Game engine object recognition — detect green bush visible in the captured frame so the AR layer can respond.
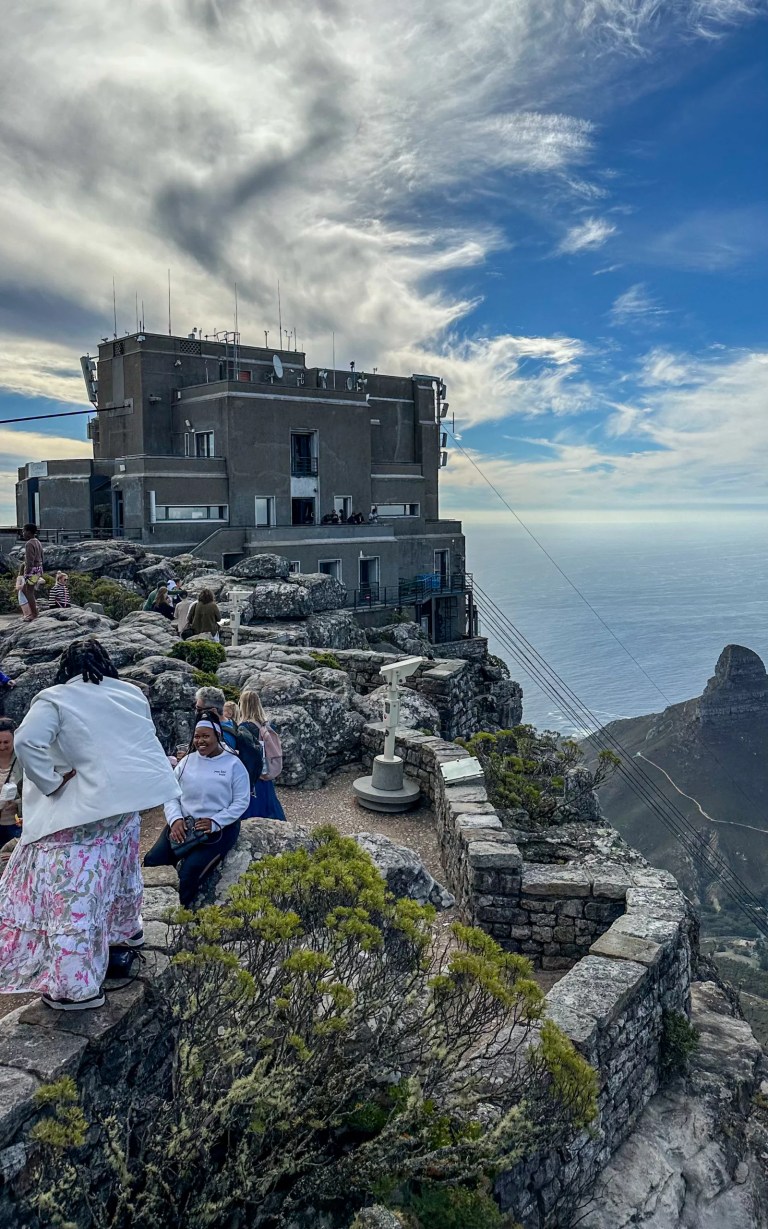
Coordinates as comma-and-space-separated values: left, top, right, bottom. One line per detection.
168, 639, 227, 672
408, 1182, 508, 1229
27, 828, 597, 1229
308, 649, 343, 670
659, 1010, 699, 1083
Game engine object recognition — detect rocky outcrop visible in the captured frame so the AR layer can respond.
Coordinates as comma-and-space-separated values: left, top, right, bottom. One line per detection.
365, 621, 434, 658
354, 832, 455, 909
245, 581, 312, 621
353, 683, 441, 734
228, 553, 290, 581
698, 644, 768, 725
581, 980, 768, 1229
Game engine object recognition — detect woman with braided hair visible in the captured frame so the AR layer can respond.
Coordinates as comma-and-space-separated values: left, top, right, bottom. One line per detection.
0, 637, 179, 1011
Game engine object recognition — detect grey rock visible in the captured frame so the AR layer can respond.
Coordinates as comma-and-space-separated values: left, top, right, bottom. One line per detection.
11, 542, 140, 580
354, 832, 455, 909
229, 553, 290, 581
365, 621, 434, 658
305, 608, 367, 649
137, 560, 178, 591
245, 581, 312, 622
350, 1208, 404, 1229
268, 705, 326, 785
0, 1020, 88, 1082
699, 644, 768, 725
0, 1066, 39, 1149
580, 982, 768, 1229
286, 571, 347, 612
353, 684, 441, 734
183, 571, 231, 599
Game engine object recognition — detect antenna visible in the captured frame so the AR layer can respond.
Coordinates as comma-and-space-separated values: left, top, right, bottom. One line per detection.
332, 332, 336, 389
141, 299, 145, 331
135, 292, 139, 334
264, 329, 269, 348
277, 280, 282, 349
168, 268, 172, 336
234, 282, 238, 334
112, 276, 117, 338
272, 354, 284, 380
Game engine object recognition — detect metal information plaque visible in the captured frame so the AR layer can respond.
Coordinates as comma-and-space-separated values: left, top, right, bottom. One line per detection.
440, 757, 483, 784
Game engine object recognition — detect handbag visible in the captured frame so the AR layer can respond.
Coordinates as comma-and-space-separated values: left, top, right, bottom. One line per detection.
172, 816, 221, 858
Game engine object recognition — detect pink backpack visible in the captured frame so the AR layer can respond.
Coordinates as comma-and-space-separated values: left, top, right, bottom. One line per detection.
259, 723, 283, 781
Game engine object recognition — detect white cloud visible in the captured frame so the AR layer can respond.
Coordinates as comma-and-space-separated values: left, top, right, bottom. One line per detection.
440, 347, 768, 513
610, 283, 667, 325
557, 217, 617, 254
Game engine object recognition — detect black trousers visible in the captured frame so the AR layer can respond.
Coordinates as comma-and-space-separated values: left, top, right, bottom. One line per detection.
144, 821, 241, 908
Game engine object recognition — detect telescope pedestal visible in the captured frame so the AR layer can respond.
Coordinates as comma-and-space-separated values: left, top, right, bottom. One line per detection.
353, 754, 421, 813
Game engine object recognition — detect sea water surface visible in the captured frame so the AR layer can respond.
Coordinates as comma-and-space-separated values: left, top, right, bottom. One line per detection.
464, 519, 768, 735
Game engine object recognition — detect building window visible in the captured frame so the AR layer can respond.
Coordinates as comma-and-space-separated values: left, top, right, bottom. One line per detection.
195, 431, 214, 458
255, 496, 276, 527
154, 505, 228, 522
333, 496, 352, 520
289, 560, 301, 574
434, 549, 450, 583
318, 559, 342, 581
291, 432, 317, 476
376, 503, 420, 518
292, 498, 315, 526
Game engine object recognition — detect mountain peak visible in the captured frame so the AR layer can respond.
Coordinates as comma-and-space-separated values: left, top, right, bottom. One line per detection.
699, 644, 768, 725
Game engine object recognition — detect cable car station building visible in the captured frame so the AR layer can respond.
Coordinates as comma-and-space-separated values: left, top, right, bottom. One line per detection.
16, 331, 470, 640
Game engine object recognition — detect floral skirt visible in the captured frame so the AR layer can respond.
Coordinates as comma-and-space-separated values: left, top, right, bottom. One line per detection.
0, 812, 142, 1001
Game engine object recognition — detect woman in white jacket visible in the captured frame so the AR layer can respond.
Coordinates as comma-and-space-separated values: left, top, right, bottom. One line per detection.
0, 639, 180, 1011
144, 716, 250, 908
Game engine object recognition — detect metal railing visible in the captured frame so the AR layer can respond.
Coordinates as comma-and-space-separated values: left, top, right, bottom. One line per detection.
290, 456, 318, 476
346, 573, 471, 610
27, 527, 143, 545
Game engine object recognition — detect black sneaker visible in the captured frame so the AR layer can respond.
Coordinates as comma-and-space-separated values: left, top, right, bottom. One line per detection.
42, 992, 105, 1011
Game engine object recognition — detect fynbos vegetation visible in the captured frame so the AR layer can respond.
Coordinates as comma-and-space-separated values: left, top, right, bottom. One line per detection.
29, 828, 597, 1229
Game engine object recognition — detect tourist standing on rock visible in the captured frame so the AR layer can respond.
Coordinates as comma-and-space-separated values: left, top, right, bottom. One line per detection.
144, 716, 250, 908
19, 524, 44, 622
184, 588, 221, 641
238, 690, 285, 821
0, 638, 180, 1011
0, 720, 22, 850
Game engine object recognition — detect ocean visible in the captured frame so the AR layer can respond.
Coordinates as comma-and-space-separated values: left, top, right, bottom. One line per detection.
464, 518, 768, 736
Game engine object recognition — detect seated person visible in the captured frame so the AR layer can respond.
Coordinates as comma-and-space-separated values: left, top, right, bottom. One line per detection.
152, 586, 175, 620
50, 572, 71, 608
144, 717, 250, 908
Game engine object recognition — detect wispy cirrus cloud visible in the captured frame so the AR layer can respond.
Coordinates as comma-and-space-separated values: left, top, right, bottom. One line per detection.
609, 283, 667, 325
557, 216, 618, 254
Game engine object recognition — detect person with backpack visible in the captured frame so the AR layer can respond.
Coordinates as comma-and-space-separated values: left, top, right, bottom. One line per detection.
237, 690, 285, 820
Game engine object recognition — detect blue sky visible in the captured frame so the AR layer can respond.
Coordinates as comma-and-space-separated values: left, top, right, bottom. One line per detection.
0, 0, 766, 523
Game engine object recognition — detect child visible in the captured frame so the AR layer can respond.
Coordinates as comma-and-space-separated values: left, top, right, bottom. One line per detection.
50, 571, 70, 608
221, 700, 239, 750
15, 575, 31, 622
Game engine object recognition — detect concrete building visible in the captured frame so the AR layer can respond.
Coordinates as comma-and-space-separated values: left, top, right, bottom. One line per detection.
16, 331, 470, 640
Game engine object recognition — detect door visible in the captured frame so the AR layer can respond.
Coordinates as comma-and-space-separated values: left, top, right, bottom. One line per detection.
358, 556, 380, 603
292, 497, 315, 526
114, 490, 124, 537
434, 549, 450, 587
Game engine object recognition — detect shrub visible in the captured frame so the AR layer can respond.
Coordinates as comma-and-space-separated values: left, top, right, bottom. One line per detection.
407, 1182, 508, 1228
659, 1010, 699, 1083
168, 639, 227, 672
27, 828, 597, 1229
308, 649, 343, 670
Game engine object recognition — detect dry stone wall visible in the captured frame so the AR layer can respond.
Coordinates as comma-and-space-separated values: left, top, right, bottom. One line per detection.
362, 724, 696, 1229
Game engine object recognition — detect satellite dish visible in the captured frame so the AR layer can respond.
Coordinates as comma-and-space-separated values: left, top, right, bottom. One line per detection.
272, 355, 284, 380
346, 376, 355, 390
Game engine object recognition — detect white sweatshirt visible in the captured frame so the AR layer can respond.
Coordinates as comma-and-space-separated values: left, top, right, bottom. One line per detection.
164, 750, 250, 829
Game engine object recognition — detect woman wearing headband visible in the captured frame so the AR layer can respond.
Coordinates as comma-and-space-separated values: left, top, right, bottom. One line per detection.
0, 638, 179, 1011
144, 714, 250, 908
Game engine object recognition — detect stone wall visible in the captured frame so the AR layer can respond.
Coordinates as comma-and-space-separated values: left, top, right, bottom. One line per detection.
362, 724, 696, 1229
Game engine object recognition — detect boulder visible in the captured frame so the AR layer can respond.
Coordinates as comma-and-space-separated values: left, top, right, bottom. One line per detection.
229, 554, 290, 581
183, 572, 231, 600
354, 833, 455, 909
245, 582, 311, 622
305, 609, 367, 649
11, 543, 140, 580
121, 660, 199, 752
268, 705, 326, 785
137, 561, 178, 591
286, 572, 347, 612
299, 689, 366, 763
353, 684, 441, 734
236, 624, 310, 646
366, 621, 434, 658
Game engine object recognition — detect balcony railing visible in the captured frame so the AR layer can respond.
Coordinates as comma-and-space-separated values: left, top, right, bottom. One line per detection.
346, 573, 471, 610
290, 456, 318, 476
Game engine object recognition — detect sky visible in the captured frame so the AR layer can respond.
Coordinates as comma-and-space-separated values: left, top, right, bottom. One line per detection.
0, 0, 767, 524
